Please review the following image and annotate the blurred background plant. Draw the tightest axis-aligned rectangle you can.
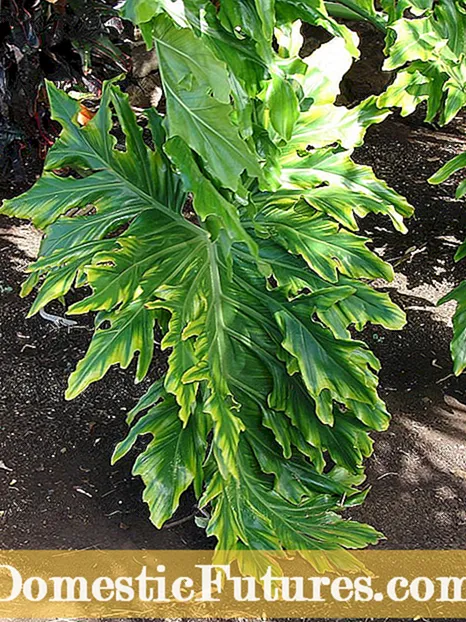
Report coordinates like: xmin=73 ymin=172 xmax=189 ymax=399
xmin=0 ymin=0 xmax=131 ymax=192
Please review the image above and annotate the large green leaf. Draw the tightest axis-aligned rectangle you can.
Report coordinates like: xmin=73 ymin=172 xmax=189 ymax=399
xmin=201 ymin=439 xmax=380 ymax=551
xmin=151 ymin=15 xmax=262 ymax=191
xmin=121 ymin=0 xmax=162 ymax=24
xmin=152 ymin=14 xmax=231 ymax=104
xmin=291 ymin=96 xmax=390 ymax=151
xmin=2 ymin=81 xmax=187 ymax=320
xmin=112 ymin=395 xmax=208 ymax=526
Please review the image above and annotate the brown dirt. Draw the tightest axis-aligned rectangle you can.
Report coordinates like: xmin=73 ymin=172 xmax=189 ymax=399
xmin=348 ymin=108 xmax=466 ymax=551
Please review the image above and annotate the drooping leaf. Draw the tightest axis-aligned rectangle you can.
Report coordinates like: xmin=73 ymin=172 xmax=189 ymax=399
xmin=277 ymin=146 xmax=413 ymax=233
xmin=112 ymin=394 xmax=208 ymax=526
xmin=429 ymin=151 xmax=466 ymax=199
xmin=67 ymin=301 xmax=157 ymax=399
xmin=440 ymin=282 xmax=466 ymax=376
xmin=277 ymin=0 xmax=360 ymax=57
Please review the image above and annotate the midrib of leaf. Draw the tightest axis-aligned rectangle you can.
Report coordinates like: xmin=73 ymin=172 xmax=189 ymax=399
xmin=155 ymin=240 xmax=207 ymax=292
xmin=180 ymin=262 xmax=209 ymax=320
xmin=33 ymin=240 xmax=114 ymax=270
xmin=73 ymin=237 xmax=203 ymax=313
xmin=206 ymin=241 xmax=229 ymax=380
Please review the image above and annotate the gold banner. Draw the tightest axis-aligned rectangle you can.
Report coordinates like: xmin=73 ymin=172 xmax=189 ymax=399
xmin=0 ymin=550 xmax=466 ymax=618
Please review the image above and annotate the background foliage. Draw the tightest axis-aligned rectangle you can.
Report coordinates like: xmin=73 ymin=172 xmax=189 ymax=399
xmin=0 ymin=0 xmax=129 ymax=188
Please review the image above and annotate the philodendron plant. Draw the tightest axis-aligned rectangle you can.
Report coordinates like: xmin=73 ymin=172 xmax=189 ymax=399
xmin=2 ymin=0 xmax=466 ymax=562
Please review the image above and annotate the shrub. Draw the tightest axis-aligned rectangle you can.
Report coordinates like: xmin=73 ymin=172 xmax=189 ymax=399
xmin=2 ymin=0 xmax=465 ymax=559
